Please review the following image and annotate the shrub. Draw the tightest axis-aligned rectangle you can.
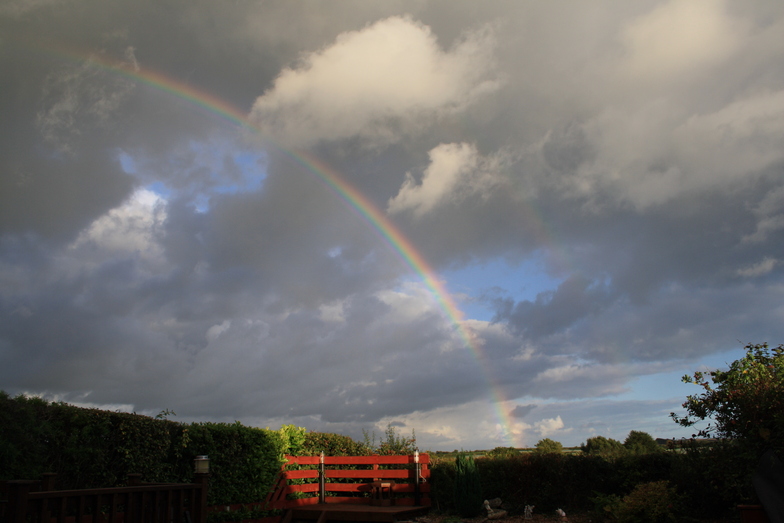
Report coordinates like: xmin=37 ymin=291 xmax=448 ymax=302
xmin=453 ymin=453 xmax=483 ymax=517
xmin=485 ymin=446 xmax=519 ymax=458
xmin=603 ymin=480 xmax=682 ymax=523
xmin=533 ymin=438 xmax=564 ymax=455
xmin=302 ymin=432 xmax=370 ymax=456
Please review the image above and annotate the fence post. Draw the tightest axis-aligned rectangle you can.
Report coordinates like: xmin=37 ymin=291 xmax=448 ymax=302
xmin=319 ymin=452 xmax=325 ymax=504
xmin=41 ymin=473 xmax=57 ymax=491
xmin=6 ymin=480 xmax=35 ymax=523
xmin=194 ymin=473 xmax=209 ymax=523
xmin=413 ymin=453 xmax=421 ymax=506
xmin=127 ymin=473 xmax=142 ymax=487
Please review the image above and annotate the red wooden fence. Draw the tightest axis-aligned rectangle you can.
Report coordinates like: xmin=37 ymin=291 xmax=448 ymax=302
xmin=264 ymin=454 xmax=431 ymax=510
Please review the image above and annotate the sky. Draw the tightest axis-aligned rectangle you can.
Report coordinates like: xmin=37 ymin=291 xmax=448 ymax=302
xmin=2 ymin=0 xmax=784 ymax=451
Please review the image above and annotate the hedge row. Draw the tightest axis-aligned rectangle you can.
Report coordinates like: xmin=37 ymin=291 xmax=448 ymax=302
xmin=0 ymin=392 xmax=286 ymax=505
xmin=1 ymin=392 xmax=763 ymax=519
xmin=430 ymin=446 xmax=760 ymax=519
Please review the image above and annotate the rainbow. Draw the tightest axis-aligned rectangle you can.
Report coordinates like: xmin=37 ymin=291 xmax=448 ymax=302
xmin=50 ymin=48 xmax=521 ymax=446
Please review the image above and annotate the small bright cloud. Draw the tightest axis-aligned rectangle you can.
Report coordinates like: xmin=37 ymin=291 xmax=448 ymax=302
xmin=620 ymin=0 xmax=742 ymax=80
xmin=737 ymin=257 xmax=778 ymax=278
xmin=388 ymin=143 xmax=504 ymax=217
xmin=534 ymin=415 xmax=566 ymax=438
xmin=249 ymin=16 xmax=498 ymax=147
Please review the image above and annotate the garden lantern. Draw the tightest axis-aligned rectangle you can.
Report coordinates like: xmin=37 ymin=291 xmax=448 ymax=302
xmin=194 ymin=455 xmax=209 ymax=474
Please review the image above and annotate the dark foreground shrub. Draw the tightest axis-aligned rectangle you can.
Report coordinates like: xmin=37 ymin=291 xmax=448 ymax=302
xmin=454 ymin=453 xmax=483 ymax=517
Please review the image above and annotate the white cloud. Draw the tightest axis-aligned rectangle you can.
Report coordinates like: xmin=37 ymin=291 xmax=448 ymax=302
xmin=620 ymin=0 xmax=743 ymax=81
xmin=673 ymin=89 xmax=784 ymax=179
xmin=534 ymin=415 xmax=566 ymax=438
xmin=69 ymin=188 xmax=167 ymax=265
xmin=737 ymin=257 xmax=778 ymax=278
xmin=248 ymin=16 xmax=498 ymax=147
xmin=207 ymin=320 xmax=231 ymax=341
xmin=388 ymin=142 xmax=504 ymax=217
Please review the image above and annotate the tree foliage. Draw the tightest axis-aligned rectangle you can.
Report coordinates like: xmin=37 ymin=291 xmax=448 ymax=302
xmin=485 ymin=446 xmax=519 ymax=458
xmin=533 ymin=438 xmax=564 ymax=454
xmin=363 ymin=423 xmax=417 ymax=455
xmin=581 ymin=435 xmax=625 ymax=457
xmin=671 ymin=342 xmax=784 ymax=454
xmin=623 ymin=431 xmax=661 ymax=455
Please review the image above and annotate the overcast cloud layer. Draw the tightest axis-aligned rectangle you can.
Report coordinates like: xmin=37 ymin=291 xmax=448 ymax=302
xmin=2 ymin=0 xmax=784 ymax=450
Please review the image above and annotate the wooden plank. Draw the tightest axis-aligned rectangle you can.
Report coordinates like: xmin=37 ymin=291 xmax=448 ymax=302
xmin=282 ymin=470 xmax=318 ymax=480
xmin=285 ymin=484 xmax=320 ymax=494
xmin=285 ymin=456 xmax=320 ymax=465
xmin=323 ymin=456 xmax=411 ymax=465
xmin=324 ymin=470 xmax=408 ymax=479
xmin=285 ymin=455 xmax=430 ymax=466
xmin=322 ymin=483 xmax=372 ymax=492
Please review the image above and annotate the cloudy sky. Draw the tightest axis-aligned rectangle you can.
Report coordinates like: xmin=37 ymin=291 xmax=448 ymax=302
xmin=2 ymin=0 xmax=784 ymax=450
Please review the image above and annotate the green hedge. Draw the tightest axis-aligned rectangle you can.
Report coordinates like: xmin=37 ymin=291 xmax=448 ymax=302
xmin=302 ymin=432 xmax=370 ymax=456
xmin=0 ymin=392 xmax=285 ymax=505
xmin=2 ymin=392 xmax=764 ymax=519
xmin=430 ymin=446 xmax=760 ymax=520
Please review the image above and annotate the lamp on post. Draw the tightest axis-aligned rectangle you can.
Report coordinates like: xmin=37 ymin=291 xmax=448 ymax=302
xmin=318 ymin=452 xmax=326 ymax=504
xmin=193 ymin=456 xmax=210 ymax=523
xmin=194 ymin=455 xmax=210 ymax=475
xmin=413 ymin=451 xmax=421 ymax=506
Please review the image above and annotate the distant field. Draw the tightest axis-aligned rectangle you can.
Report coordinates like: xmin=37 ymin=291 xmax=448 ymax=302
xmin=430 ymin=447 xmax=583 ymax=459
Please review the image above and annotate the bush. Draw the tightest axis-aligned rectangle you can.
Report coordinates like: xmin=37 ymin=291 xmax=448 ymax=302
xmin=485 ymin=446 xmax=519 ymax=458
xmin=302 ymin=432 xmax=370 ymax=456
xmin=453 ymin=453 xmax=483 ymax=517
xmin=533 ymin=438 xmax=564 ymax=455
xmin=602 ymin=480 xmax=682 ymax=523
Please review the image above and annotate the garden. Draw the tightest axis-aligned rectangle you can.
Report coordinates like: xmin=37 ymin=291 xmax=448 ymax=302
xmin=1 ymin=343 xmax=781 ymax=522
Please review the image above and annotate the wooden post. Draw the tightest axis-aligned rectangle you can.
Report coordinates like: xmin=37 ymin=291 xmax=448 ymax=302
xmin=318 ymin=452 xmax=325 ymax=504
xmin=194 ymin=473 xmax=209 ymax=523
xmin=41 ymin=473 xmax=57 ymax=491
xmin=413 ymin=454 xmax=421 ymax=506
xmin=40 ymin=473 xmax=57 ymax=523
xmin=127 ymin=473 xmax=142 ymax=487
xmin=6 ymin=480 xmax=35 ymax=523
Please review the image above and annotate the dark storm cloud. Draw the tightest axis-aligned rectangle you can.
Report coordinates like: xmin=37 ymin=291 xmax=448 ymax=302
xmin=3 ymin=0 xmax=784 ymax=449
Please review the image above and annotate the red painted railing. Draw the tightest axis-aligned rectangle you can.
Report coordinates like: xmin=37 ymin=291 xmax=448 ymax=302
xmin=264 ymin=454 xmax=431 ymax=510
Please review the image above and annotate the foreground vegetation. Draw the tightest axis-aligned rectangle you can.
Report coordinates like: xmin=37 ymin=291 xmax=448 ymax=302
xmin=2 ymin=342 xmax=780 ymax=522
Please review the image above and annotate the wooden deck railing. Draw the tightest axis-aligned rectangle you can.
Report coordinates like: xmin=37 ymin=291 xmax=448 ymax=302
xmin=1 ymin=473 xmax=209 ymax=523
xmin=264 ymin=454 xmax=431 ymax=510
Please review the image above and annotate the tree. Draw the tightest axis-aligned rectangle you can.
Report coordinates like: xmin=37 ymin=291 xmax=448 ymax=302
xmin=581 ymin=435 xmax=625 ymax=457
xmin=623 ymin=430 xmax=661 ymax=454
xmin=363 ymin=423 xmax=417 ymax=455
xmin=671 ymin=342 xmax=784 ymax=454
xmin=533 ymin=438 xmax=564 ymax=454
